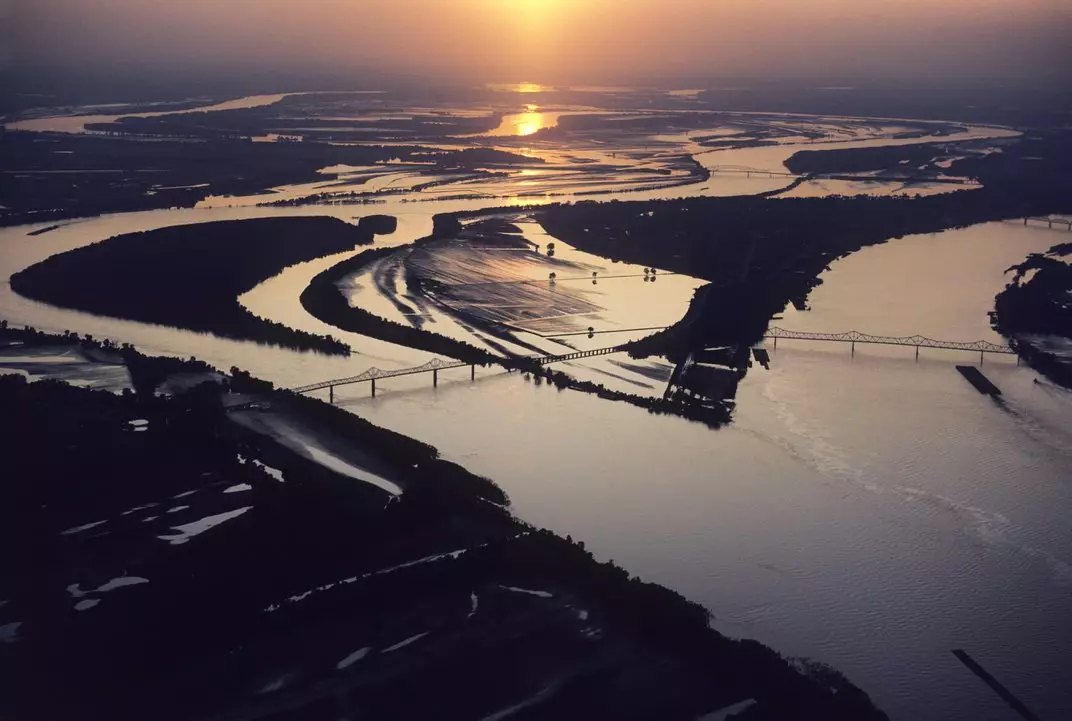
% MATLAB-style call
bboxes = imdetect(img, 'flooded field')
[0,90,1066,721]
[344,222,1072,721]
[182,99,1012,209]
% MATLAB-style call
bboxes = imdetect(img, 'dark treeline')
[786,129,1072,189]
[0,132,536,226]
[696,84,1072,128]
[0,131,395,225]
[276,388,510,507]
[300,246,501,364]
[10,216,387,354]
[512,360,734,427]
[262,170,512,209]
[785,141,969,176]
[538,131,1072,359]
[82,100,502,141]
[992,244,1072,387]
[0,327,886,721]
[299,229,734,424]
[0,321,216,396]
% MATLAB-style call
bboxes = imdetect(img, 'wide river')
[0,104,1068,720]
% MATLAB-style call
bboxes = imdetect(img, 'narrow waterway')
[335,221,1072,721]
[0,104,1064,720]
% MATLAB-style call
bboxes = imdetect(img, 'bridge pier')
[329,385,334,404]
[471,364,475,381]
[851,341,855,358]
[916,346,920,362]
[433,369,438,388]
[371,378,376,397]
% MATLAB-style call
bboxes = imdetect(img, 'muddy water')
[0,108,1064,720]
[194,116,1005,209]
[338,221,1072,721]
[3,91,389,134]
[4,94,293,134]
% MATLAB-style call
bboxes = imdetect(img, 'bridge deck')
[290,345,630,395]
[763,327,1014,354]
[288,326,1015,397]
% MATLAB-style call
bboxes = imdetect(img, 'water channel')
[0,99,1067,720]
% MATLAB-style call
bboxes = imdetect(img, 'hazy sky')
[9,0,1072,85]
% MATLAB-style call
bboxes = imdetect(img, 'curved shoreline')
[10,217,381,355]
[992,241,1072,388]
[0,322,887,720]
[2,102,1063,719]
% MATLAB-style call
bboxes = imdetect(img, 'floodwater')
[193,113,1003,208]
[4,94,292,134]
[3,91,386,134]
[483,110,566,137]
[0,101,1067,720]
[339,221,1072,721]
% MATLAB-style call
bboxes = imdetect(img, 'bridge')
[709,165,981,186]
[1022,216,1072,231]
[763,326,1015,361]
[288,344,630,401]
[279,325,1019,404]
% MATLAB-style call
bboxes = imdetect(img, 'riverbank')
[342,220,1072,721]
[300,221,734,425]
[9,216,391,355]
[992,238,1072,388]
[541,195,1072,361]
[300,245,500,364]
[0,323,887,721]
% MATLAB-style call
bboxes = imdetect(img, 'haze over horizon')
[9,0,1072,89]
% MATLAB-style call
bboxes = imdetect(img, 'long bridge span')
[763,326,1015,361]
[288,344,630,401]
[280,326,1017,404]
[708,165,981,186]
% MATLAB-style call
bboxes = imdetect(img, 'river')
[0,104,1067,720]
[329,220,1072,721]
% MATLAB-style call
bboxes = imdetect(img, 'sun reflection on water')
[487,82,553,94]
[515,113,544,136]
[485,110,561,137]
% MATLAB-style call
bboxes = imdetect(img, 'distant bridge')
[763,326,1015,361]
[288,344,629,401]
[1022,216,1072,231]
[708,165,981,186]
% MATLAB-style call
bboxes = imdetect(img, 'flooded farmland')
[1,90,1068,720]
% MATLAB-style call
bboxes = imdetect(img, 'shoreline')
[0,321,888,720]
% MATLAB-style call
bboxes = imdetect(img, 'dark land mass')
[537,130,1072,360]
[9,216,393,355]
[992,242,1072,387]
[695,83,1072,128]
[0,131,537,227]
[79,93,502,141]
[301,218,735,425]
[784,139,994,177]
[0,323,886,721]
[300,246,502,365]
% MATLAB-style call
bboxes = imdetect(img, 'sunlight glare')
[515,112,544,136]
